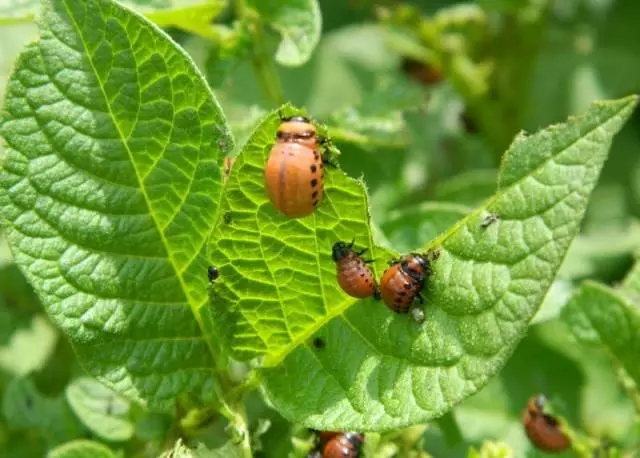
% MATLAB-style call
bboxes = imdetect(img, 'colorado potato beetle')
[264,115,325,218]
[379,253,430,314]
[522,394,571,453]
[332,240,379,299]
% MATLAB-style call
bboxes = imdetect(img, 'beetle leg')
[356,247,368,256]
[416,293,425,305]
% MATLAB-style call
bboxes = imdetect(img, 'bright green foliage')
[467,440,514,458]
[65,377,134,442]
[207,106,394,363]
[434,170,498,207]
[562,281,640,386]
[0,0,227,35]
[2,377,85,446]
[161,438,243,458]
[257,96,637,430]
[247,0,321,66]
[0,0,233,410]
[381,202,470,253]
[47,440,118,458]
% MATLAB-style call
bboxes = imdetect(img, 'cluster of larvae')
[263,114,437,322]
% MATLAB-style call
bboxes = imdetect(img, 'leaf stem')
[234,0,285,106]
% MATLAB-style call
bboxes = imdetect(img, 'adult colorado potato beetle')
[332,240,379,299]
[379,253,430,314]
[264,115,325,218]
[522,394,571,453]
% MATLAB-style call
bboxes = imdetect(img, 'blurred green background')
[1,0,639,457]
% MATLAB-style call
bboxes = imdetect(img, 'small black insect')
[208,265,219,283]
[312,337,325,349]
[480,212,500,228]
[223,212,232,224]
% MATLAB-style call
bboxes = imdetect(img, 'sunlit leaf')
[209,95,637,429]
[47,440,117,458]
[65,377,134,442]
[0,0,227,38]
[247,0,321,66]
[0,0,234,410]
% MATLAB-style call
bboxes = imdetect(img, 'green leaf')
[215,95,636,430]
[248,0,321,66]
[207,105,394,361]
[160,439,243,458]
[65,377,134,442]
[0,0,227,35]
[562,281,640,386]
[2,377,85,445]
[47,440,117,458]
[0,0,233,410]
[433,170,498,207]
[380,202,471,253]
[0,315,58,376]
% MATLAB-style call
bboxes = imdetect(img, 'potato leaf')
[0,0,233,410]
[562,281,640,386]
[209,96,637,430]
[247,0,321,66]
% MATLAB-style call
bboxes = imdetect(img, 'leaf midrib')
[58,0,217,361]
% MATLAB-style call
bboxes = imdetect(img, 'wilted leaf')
[562,281,640,386]
[209,95,638,430]
[47,440,117,458]
[65,377,134,442]
[0,0,234,410]
[248,0,321,66]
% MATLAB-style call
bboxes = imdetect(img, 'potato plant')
[0,1,639,457]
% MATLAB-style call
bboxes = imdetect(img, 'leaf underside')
[0,0,233,410]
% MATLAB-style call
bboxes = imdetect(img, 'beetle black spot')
[310,164,317,173]
[320,162,324,169]
[312,190,318,199]
[404,283,413,290]
[311,179,318,187]
[399,291,407,297]
[360,273,365,277]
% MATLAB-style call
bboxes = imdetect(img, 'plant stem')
[234,0,285,106]
[250,23,286,106]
